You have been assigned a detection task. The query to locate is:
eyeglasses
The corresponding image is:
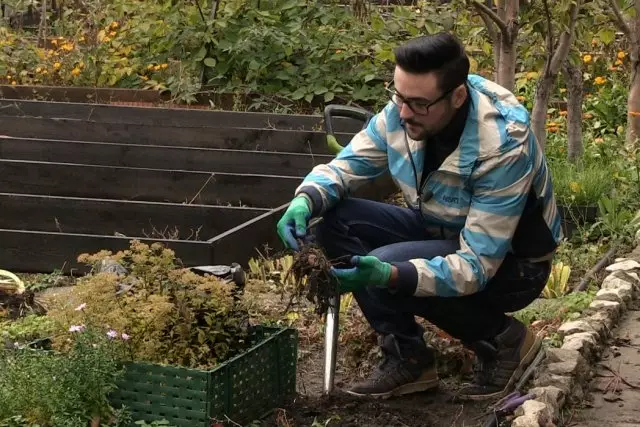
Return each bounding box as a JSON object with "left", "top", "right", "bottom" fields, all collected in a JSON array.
[{"left": 385, "top": 83, "right": 456, "bottom": 116}]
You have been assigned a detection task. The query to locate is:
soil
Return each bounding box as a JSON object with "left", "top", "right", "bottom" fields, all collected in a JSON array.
[
  {"left": 566, "top": 298, "right": 640, "bottom": 427},
  {"left": 259, "top": 343, "right": 491, "bottom": 427}
]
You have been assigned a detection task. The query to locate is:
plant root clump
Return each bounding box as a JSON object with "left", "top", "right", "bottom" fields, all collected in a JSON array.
[{"left": 285, "top": 244, "right": 339, "bottom": 315}]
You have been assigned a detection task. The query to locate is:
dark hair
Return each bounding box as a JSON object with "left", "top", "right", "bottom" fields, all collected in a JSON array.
[{"left": 394, "top": 32, "right": 470, "bottom": 92}]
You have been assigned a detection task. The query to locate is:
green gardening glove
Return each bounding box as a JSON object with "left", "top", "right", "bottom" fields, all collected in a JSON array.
[
  {"left": 330, "top": 255, "right": 392, "bottom": 294},
  {"left": 276, "top": 196, "right": 312, "bottom": 251}
]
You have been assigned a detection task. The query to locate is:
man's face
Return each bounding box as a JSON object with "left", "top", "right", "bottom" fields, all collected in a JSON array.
[{"left": 391, "top": 66, "right": 462, "bottom": 140}]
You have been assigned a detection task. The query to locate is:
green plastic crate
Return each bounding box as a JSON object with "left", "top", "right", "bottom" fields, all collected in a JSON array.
[{"left": 109, "top": 326, "right": 298, "bottom": 427}]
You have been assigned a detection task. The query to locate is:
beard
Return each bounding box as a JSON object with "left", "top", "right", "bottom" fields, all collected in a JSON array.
[{"left": 403, "top": 120, "right": 436, "bottom": 141}]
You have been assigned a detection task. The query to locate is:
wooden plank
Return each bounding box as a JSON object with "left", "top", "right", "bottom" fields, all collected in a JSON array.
[
  {"left": 0, "top": 85, "right": 378, "bottom": 126},
  {"left": 209, "top": 203, "right": 288, "bottom": 266},
  {"left": 0, "top": 229, "right": 213, "bottom": 274},
  {"left": 0, "top": 116, "right": 355, "bottom": 154},
  {"left": 0, "top": 98, "right": 366, "bottom": 132},
  {"left": 0, "top": 193, "right": 267, "bottom": 240},
  {"left": 0, "top": 160, "right": 302, "bottom": 208},
  {"left": 0, "top": 137, "right": 332, "bottom": 176},
  {"left": 0, "top": 84, "right": 162, "bottom": 104}
]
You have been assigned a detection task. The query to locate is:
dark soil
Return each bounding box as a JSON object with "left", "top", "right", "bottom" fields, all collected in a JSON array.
[{"left": 258, "top": 337, "right": 491, "bottom": 427}]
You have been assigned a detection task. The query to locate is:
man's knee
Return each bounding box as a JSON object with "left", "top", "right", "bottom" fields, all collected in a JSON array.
[{"left": 314, "top": 198, "right": 366, "bottom": 242}]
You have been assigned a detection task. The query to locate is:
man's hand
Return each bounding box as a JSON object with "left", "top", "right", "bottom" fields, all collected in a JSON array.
[
  {"left": 277, "top": 196, "right": 312, "bottom": 251},
  {"left": 330, "top": 255, "right": 393, "bottom": 294}
]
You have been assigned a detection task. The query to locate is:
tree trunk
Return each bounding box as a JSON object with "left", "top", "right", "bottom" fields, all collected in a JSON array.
[
  {"left": 530, "top": 0, "right": 581, "bottom": 149},
  {"left": 499, "top": 0, "right": 519, "bottom": 91},
  {"left": 607, "top": 0, "right": 640, "bottom": 147},
  {"left": 471, "top": 0, "right": 520, "bottom": 91},
  {"left": 564, "top": 60, "right": 584, "bottom": 162},
  {"left": 531, "top": 73, "right": 555, "bottom": 148},
  {"left": 498, "top": 34, "right": 517, "bottom": 92},
  {"left": 627, "top": 47, "right": 640, "bottom": 147}
]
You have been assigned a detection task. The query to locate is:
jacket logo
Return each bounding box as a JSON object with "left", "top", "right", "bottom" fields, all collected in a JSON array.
[{"left": 441, "top": 195, "right": 460, "bottom": 205}]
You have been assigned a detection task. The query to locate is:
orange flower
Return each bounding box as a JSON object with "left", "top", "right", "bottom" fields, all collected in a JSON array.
[
  {"left": 516, "top": 95, "right": 525, "bottom": 102},
  {"left": 594, "top": 76, "right": 606, "bottom": 85},
  {"left": 583, "top": 113, "right": 594, "bottom": 119},
  {"left": 583, "top": 54, "right": 592, "bottom": 63},
  {"left": 559, "top": 111, "right": 568, "bottom": 116},
  {"left": 617, "top": 51, "right": 625, "bottom": 60}
]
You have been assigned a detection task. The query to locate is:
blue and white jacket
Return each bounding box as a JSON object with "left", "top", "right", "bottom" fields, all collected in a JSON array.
[{"left": 296, "top": 74, "right": 563, "bottom": 298}]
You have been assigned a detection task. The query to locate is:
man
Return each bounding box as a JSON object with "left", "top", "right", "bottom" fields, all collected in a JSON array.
[{"left": 276, "top": 32, "right": 562, "bottom": 401}]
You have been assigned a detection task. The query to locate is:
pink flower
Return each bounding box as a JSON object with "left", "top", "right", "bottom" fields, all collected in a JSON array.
[
  {"left": 74, "top": 303, "right": 87, "bottom": 311},
  {"left": 106, "top": 329, "right": 119, "bottom": 339},
  {"left": 121, "top": 333, "right": 130, "bottom": 341},
  {"left": 69, "top": 324, "right": 85, "bottom": 333}
]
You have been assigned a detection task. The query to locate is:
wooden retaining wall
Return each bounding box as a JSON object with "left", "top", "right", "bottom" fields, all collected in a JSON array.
[{"left": 0, "top": 93, "right": 367, "bottom": 273}]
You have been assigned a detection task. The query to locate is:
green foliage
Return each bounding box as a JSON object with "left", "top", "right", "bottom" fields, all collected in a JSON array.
[
  {"left": 547, "top": 158, "right": 616, "bottom": 206},
  {"left": 0, "top": 314, "right": 55, "bottom": 346},
  {"left": 542, "top": 262, "right": 572, "bottom": 299},
  {"left": 46, "top": 240, "right": 249, "bottom": 369},
  {"left": 0, "top": 326, "right": 125, "bottom": 425},
  {"left": 22, "top": 270, "right": 66, "bottom": 293},
  {"left": 588, "top": 195, "right": 640, "bottom": 244},
  {"left": 514, "top": 289, "right": 596, "bottom": 327}
]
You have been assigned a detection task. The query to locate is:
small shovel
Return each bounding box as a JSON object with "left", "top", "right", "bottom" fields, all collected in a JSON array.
[{"left": 297, "top": 216, "right": 340, "bottom": 395}]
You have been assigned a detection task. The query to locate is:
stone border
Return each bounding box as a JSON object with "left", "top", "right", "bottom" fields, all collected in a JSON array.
[{"left": 510, "top": 244, "right": 640, "bottom": 427}]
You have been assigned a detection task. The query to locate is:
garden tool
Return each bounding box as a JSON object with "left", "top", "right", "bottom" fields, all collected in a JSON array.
[
  {"left": 323, "top": 104, "right": 374, "bottom": 155},
  {"left": 482, "top": 390, "right": 536, "bottom": 427},
  {"left": 190, "top": 263, "right": 246, "bottom": 301},
  {"left": 320, "top": 104, "right": 373, "bottom": 395},
  {"left": 480, "top": 348, "right": 547, "bottom": 427}
]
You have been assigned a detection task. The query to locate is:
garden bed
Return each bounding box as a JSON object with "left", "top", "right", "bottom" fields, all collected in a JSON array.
[{"left": 110, "top": 326, "right": 297, "bottom": 427}]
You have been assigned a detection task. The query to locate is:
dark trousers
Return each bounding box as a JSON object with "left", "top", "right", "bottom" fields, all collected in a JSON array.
[{"left": 314, "top": 198, "right": 551, "bottom": 348}]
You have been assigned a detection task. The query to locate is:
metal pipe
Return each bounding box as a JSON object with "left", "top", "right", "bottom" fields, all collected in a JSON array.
[{"left": 323, "top": 294, "right": 340, "bottom": 395}]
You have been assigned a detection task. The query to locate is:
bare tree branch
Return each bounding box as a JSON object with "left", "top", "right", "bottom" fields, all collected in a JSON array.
[
  {"left": 608, "top": 0, "right": 632, "bottom": 37},
  {"left": 479, "top": 10, "right": 498, "bottom": 43},
  {"left": 550, "top": 0, "right": 582, "bottom": 74},
  {"left": 542, "top": 0, "right": 554, "bottom": 74},
  {"left": 472, "top": 0, "right": 509, "bottom": 36}
]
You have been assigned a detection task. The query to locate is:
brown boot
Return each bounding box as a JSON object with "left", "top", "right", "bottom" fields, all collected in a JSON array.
[
  {"left": 345, "top": 334, "right": 439, "bottom": 399},
  {"left": 456, "top": 317, "right": 542, "bottom": 401}
]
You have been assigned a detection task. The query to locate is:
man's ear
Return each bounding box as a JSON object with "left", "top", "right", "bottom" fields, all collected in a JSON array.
[{"left": 452, "top": 84, "right": 467, "bottom": 109}]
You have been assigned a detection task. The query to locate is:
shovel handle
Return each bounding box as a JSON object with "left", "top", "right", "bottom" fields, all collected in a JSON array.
[{"left": 323, "top": 105, "right": 374, "bottom": 155}]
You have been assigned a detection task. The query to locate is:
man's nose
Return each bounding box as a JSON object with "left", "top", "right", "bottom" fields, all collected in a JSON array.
[{"left": 399, "top": 103, "right": 413, "bottom": 121}]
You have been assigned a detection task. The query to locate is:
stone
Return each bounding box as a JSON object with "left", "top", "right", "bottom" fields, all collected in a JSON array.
[
  {"left": 513, "top": 400, "right": 553, "bottom": 425},
  {"left": 533, "top": 371, "right": 574, "bottom": 397},
  {"left": 557, "top": 320, "right": 595, "bottom": 338},
  {"left": 602, "top": 270, "right": 638, "bottom": 289},
  {"left": 561, "top": 332, "right": 599, "bottom": 360},
  {"left": 529, "top": 386, "right": 566, "bottom": 420},
  {"left": 545, "top": 347, "right": 586, "bottom": 364},
  {"left": 601, "top": 276, "right": 636, "bottom": 301},
  {"left": 605, "top": 259, "right": 640, "bottom": 272},
  {"left": 511, "top": 414, "right": 542, "bottom": 427},
  {"left": 584, "top": 311, "right": 614, "bottom": 339},
  {"left": 615, "top": 257, "right": 630, "bottom": 263},
  {"left": 544, "top": 348, "right": 590, "bottom": 385},
  {"left": 588, "top": 299, "right": 624, "bottom": 319},
  {"left": 596, "top": 287, "right": 633, "bottom": 306}
]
